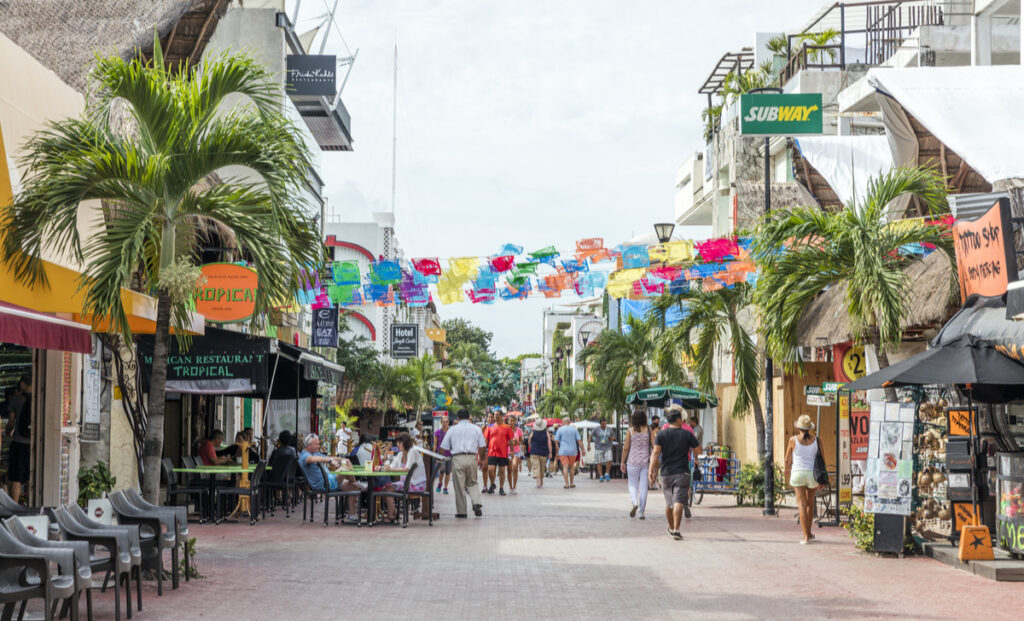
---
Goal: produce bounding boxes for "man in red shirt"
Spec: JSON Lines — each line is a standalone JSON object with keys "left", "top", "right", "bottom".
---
{"left": 199, "top": 430, "right": 233, "bottom": 466}
{"left": 483, "top": 415, "right": 515, "bottom": 495}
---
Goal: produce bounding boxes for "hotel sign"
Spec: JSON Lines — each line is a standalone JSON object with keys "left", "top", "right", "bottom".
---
{"left": 286, "top": 55, "right": 336, "bottom": 97}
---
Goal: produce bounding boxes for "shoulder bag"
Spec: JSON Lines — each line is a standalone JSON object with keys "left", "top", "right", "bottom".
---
{"left": 813, "top": 437, "right": 829, "bottom": 486}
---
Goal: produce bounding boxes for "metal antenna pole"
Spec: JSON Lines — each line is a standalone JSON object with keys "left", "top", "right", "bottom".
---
{"left": 391, "top": 37, "right": 398, "bottom": 218}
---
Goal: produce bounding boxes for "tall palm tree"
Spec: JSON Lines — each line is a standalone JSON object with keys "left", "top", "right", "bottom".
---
{"left": 402, "top": 353, "right": 461, "bottom": 415}
{"left": 653, "top": 283, "right": 766, "bottom": 457}
{"left": 754, "top": 167, "right": 954, "bottom": 400}
{"left": 577, "top": 315, "right": 682, "bottom": 407}
{"left": 0, "top": 39, "right": 320, "bottom": 501}
{"left": 537, "top": 386, "right": 574, "bottom": 419}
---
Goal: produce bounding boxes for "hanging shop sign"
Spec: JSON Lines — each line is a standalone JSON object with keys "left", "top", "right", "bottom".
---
{"left": 739, "top": 92, "right": 823, "bottom": 136}
{"left": 194, "top": 263, "right": 258, "bottom": 324}
{"left": 822, "top": 381, "right": 845, "bottom": 394}
{"left": 804, "top": 385, "right": 829, "bottom": 407}
{"left": 302, "top": 358, "right": 342, "bottom": 385}
{"left": 286, "top": 54, "right": 336, "bottom": 97}
{"left": 953, "top": 197, "right": 1016, "bottom": 303}
{"left": 311, "top": 306, "right": 339, "bottom": 348}
{"left": 390, "top": 323, "right": 419, "bottom": 359}
{"left": 838, "top": 392, "right": 853, "bottom": 505}
{"left": 138, "top": 327, "right": 269, "bottom": 394}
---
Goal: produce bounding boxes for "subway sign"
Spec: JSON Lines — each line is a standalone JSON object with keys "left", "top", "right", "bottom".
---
{"left": 739, "top": 93, "right": 823, "bottom": 136}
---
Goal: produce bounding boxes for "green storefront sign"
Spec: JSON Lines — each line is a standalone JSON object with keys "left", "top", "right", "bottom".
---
{"left": 739, "top": 93, "right": 823, "bottom": 135}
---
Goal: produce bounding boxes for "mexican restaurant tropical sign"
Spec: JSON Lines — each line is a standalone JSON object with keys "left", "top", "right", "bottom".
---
{"left": 952, "top": 198, "right": 1016, "bottom": 303}
{"left": 194, "top": 263, "right": 259, "bottom": 323}
{"left": 739, "top": 93, "right": 823, "bottom": 136}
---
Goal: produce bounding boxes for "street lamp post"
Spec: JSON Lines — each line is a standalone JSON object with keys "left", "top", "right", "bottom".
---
{"left": 654, "top": 222, "right": 676, "bottom": 244}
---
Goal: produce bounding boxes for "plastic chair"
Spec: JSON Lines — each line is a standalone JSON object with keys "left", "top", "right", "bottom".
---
{"left": 0, "top": 490, "right": 40, "bottom": 516}
{"left": 108, "top": 492, "right": 176, "bottom": 596}
{"left": 213, "top": 462, "right": 266, "bottom": 525}
{"left": 123, "top": 488, "right": 190, "bottom": 585}
{"left": 368, "top": 463, "right": 418, "bottom": 528}
{"left": 316, "top": 464, "right": 362, "bottom": 526}
{"left": 0, "top": 548, "right": 76, "bottom": 621}
{"left": 65, "top": 505, "right": 145, "bottom": 615}
{"left": 47, "top": 506, "right": 136, "bottom": 621}
{"left": 161, "top": 459, "right": 209, "bottom": 523}
{"left": 406, "top": 460, "right": 439, "bottom": 526}
{"left": 261, "top": 454, "right": 297, "bottom": 517}
{"left": 4, "top": 517, "right": 93, "bottom": 621}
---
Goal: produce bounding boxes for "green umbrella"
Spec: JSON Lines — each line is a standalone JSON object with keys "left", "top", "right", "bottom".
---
{"left": 626, "top": 385, "right": 718, "bottom": 409}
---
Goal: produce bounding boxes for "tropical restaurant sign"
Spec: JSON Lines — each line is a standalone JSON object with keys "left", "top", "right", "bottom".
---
{"left": 194, "top": 263, "right": 259, "bottom": 323}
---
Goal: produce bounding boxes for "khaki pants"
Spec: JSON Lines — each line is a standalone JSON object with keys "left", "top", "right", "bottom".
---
{"left": 530, "top": 455, "right": 547, "bottom": 480}
{"left": 452, "top": 454, "right": 482, "bottom": 516}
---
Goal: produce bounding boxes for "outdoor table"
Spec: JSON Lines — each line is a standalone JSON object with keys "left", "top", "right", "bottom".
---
{"left": 331, "top": 466, "right": 409, "bottom": 525}
{"left": 173, "top": 464, "right": 268, "bottom": 521}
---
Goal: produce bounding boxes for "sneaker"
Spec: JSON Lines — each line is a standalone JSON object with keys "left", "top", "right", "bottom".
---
{"left": 630, "top": 505, "right": 638, "bottom": 518}
{"left": 684, "top": 505, "right": 692, "bottom": 519}
{"left": 436, "top": 485, "right": 442, "bottom": 493}
{"left": 473, "top": 504, "right": 483, "bottom": 517}
{"left": 638, "top": 511, "right": 645, "bottom": 520}
{"left": 510, "top": 489, "right": 517, "bottom": 495}
{"left": 344, "top": 514, "right": 359, "bottom": 524}
{"left": 499, "top": 488, "right": 506, "bottom": 496}
{"left": 672, "top": 530, "right": 683, "bottom": 541}
{"left": 603, "top": 475, "right": 610, "bottom": 482}
{"left": 488, "top": 484, "right": 496, "bottom": 494}
{"left": 443, "top": 488, "right": 449, "bottom": 495}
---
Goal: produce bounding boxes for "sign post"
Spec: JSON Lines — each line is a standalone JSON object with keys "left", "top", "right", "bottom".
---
{"left": 390, "top": 324, "right": 419, "bottom": 359}
{"left": 311, "top": 307, "right": 339, "bottom": 348}
{"left": 741, "top": 90, "right": 824, "bottom": 517}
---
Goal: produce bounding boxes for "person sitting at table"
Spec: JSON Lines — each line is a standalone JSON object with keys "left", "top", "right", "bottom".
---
{"left": 299, "top": 433, "right": 361, "bottom": 524}
{"left": 228, "top": 431, "right": 260, "bottom": 464}
{"left": 379, "top": 432, "right": 427, "bottom": 520}
{"left": 269, "top": 430, "right": 297, "bottom": 462}
{"left": 199, "top": 430, "right": 234, "bottom": 466}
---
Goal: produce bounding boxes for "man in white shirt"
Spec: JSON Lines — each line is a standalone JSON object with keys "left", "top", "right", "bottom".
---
{"left": 335, "top": 421, "right": 355, "bottom": 457}
{"left": 440, "top": 409, "right": 487, "bottom": 518}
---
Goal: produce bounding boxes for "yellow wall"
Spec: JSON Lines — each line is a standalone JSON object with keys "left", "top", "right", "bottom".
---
{"left": 0, "top": 32, "right": 102, "bottom": 271}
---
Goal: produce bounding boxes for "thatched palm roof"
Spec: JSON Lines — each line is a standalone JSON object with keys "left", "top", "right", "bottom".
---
{"left": 795, "top": 250, "right": 958, "bottom": 347}
{"left": 0, "top": 0, "right": 229, "bottom": 92}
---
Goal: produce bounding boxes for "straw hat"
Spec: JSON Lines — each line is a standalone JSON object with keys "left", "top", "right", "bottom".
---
{"left": 533, "top": 418, "right": 547, "bottom": 431}
{"left": 795, "top": 414, "right": 815, "bottom": 430}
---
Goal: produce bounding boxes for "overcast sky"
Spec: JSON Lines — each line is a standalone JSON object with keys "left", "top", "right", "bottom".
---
{"left": 297, "top": 0, "right": 813, "bottom": 358}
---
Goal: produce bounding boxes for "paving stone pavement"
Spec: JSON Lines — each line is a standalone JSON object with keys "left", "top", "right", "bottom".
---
{"left": 74, "top": 469, "right": 1023, "bottom": 620}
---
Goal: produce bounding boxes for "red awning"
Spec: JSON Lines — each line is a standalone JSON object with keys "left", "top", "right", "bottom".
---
{"left": 0, "top": 302, "right": 92, "bottom": 353}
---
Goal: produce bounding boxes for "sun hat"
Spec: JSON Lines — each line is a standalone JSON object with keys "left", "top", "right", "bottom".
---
{"left": 795, "top": 414, "right": 815, "bottom": 430}
{"left": 533, "top": 419, "right": 547, "bottom": 431}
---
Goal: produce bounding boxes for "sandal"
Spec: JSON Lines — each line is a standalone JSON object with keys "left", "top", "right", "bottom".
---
{"left": 564, "top": 485, "right": 570, "bottom": 489}
{"left": 570, "top": 484, "right": 576, "bottom": 488}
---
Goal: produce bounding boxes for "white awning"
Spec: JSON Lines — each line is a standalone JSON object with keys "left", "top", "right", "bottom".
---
{"left": 867, "top": 66, "right": 1024, "bottom": 184}
{"left": 795, "top": 136, "right": 893, "bottom": 206}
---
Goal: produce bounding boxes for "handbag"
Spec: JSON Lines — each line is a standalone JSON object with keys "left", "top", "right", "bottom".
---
{"left": 813, "top": 438, "right": 829, "bottom": 486}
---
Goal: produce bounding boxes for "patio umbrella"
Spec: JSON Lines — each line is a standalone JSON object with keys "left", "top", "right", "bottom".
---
{"left": 545, "top": 418, "right": 564, "bottom": 427}
{"left": 506, "top": 411, "right": 523, "bottom": 417}
{"left": 626, "top": 385, "right": 719, "bottom": 409}
{"left": 843, "top": 335, "right": 1024, "bottom": 402}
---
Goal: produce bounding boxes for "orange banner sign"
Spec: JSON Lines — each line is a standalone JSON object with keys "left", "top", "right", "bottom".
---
{"left": 194, "top": 263, "right": 259, "bottom": 323}
{"left": 952, "top": 198, "right": 1017, "bottom": 302}
{"left": 947, "top": 408, "right": 974, "bottom": 437}
{"left": 953, "top": 502, "right": 978, "bottom": 533}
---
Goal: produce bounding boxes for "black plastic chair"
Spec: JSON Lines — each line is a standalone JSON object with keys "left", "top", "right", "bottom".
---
{"left": 108, "top": 492, "right": 176, "bottom": 596}
{"left": 161, "top": 459, "right": 209, "bottom": 523}
{"left": 261, "top": 455, "right": 297, "bottom": 517}
{"left": 316, "top": 464, "right": 362, "bottom": 526}
{"left": 214, "top": 462, "right": 266, "bottom": 525}
{"left": 123, "top": 488, "right": 190, "bottom": 585}
{"left": 407, "top": 459, "right": 440, "bottom": 526}
{"left": 368, "top": 463, "right": 418, "bottom": 528}
{"left": 0, "top": 490, "right": 39, "bottom": 517}
{"left": 0, "top": 520, "right": 80, "bottom": 621}
{"left": 0, "top": 548, "right": 76, "bottom": 621}
{"left": 65, "top": 505, "right": 145, "bottom": 617}
{"left": 47, "top": 506, "right": 135, "bottom": 621}
{"left": 4, "top": 517, "right": 93, "bottom": 621}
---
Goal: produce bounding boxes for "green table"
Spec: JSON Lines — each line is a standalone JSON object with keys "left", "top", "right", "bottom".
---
{"left": 331, "top": 467, "right": 407, "bottom": 477}
{"left": 173, "top": 466, "right": 268, "bottom": 521}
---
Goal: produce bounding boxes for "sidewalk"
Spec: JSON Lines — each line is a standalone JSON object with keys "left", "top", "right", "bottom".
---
{"left": 81, "top": 471, "right": 1023, "bottom": 620}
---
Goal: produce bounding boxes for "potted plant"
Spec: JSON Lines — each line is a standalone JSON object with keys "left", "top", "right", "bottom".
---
{"left": 77, "top": 461, "right": 117, "bottom": 508}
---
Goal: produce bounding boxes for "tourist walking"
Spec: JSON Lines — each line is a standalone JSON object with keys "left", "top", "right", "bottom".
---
{"left": 553, "top": 419, "right": 584, "bottom": 489}
{"left": 648, "top": 414, "right": 661, "bottom": 490}
{"left": 528, "top": 418, "right": 552, "bottom": 488}
{"left": 784, "top": 414, "right": 821, "bottom": 544}
{"left": 588, "top": 419, "right": 614, "bottom": 482}
{"left": 509, "top": 420, "right": 524, "bottom": 494}
{"left": 484, "top": 415, "right": 515, "bottom": 495}
{"left": 649, "top": 409, "right": 701, "bottom": 540}
{"left": 620, "top": 410, "right": 654, "bottom": 519}
{"left": 440, "top": 409, "right": 486, "bottom": 518}
{"left": 433, "top": 416, "right": 452, "bottom": 494}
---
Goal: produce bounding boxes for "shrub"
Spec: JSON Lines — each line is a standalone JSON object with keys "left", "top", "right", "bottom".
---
{"left": 77, "top": 462, "right": 116, "bottom": 508}
{"left": 842, "top": 504, "right": 875, "bottom": 551}
{"left": 735, "top": 461, "right": 785, "bottom": 507}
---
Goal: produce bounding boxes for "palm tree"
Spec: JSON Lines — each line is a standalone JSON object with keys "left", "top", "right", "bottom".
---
{"left": 653, "top": 282, "right": 766, "bottom": 458}
{"left": 0, "top": 39, "right": 320, "bottom": 501}
{"left": 754, "top": 167, "right": 954, "bottom": 400}
{"left": 576, "top": 315, "right": 681, "bottom": 407}
{"left": 402, "top": 353, "right": 461, "bottom": 415}
{"left": 357, "top": 361, "right": 417, "bottom": 415}
{"left": 537, "top": 386, "right": 574, "bottom": 419}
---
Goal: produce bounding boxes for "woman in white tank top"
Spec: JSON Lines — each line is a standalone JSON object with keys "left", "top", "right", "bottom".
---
{"left": 784, "top": 414, "right": 819, "bottom": 544}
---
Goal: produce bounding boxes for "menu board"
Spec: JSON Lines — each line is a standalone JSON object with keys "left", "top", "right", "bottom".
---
{"left": 864, "top": 401, "right": 914, "bottom": 515}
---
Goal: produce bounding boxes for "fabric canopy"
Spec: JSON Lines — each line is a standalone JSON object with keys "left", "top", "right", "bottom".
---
{"left": 0, "top": 302, "right": 92, "bottom": 353}
{"left": 626, "top": 385, "right": 718, "bottom": 409}
{"left": 794, "top": 136, "right": 892, "bottom": 206}
{"left": 867, "top": 66, "right": 1024, "bottom": 183}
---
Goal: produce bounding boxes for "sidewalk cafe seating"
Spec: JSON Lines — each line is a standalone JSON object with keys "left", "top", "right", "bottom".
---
{"left": 213, "top": 462, "right": 266, "bottom": 526}
{"left": 406, "top": 460, "right": 439, "bottom": 526}
{"left": 47, "top": 506, "right": 137, "bottom": 621}
{"left": 0, "top": 518, "right": 80, "bottom": 621}
{"left": 0, "top": 490, "right": 41, "bottom": 517}
{"left": 65, "top": 505, "right": 146, "bottom": 617}
{"left": 316, "top": 464, "right": 362, "bottom": 527}
{"left": 108, "top": 492, "right": 176, "bottom": 595}
{"left": 161, "top": 458, "right": 210, "bottom": 522}
{"left": 260, "top": 454, "right": 298, "bottom": 518}
{"left": 368, "top": 463, "right": 418, "bottom": 528}
{"left": 123, "top": 488, "right": 190, "bottom": 586}
{"left": 4, "top": 517, "right": 94, "bottom": 621}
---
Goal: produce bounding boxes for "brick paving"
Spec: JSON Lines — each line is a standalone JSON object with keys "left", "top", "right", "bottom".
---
{"left": 72, "top": 470, "right": 1023, "bottom": 620}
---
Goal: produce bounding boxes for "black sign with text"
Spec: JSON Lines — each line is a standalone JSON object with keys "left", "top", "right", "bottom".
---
{"left": 311, "top": 307, "right": 339, "bottom": 348}
{"left": 390, "top": 324, "right": 419, "bottom": 359}
{"left": 286, "top": 55, "right": 336, "bottom": 96}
